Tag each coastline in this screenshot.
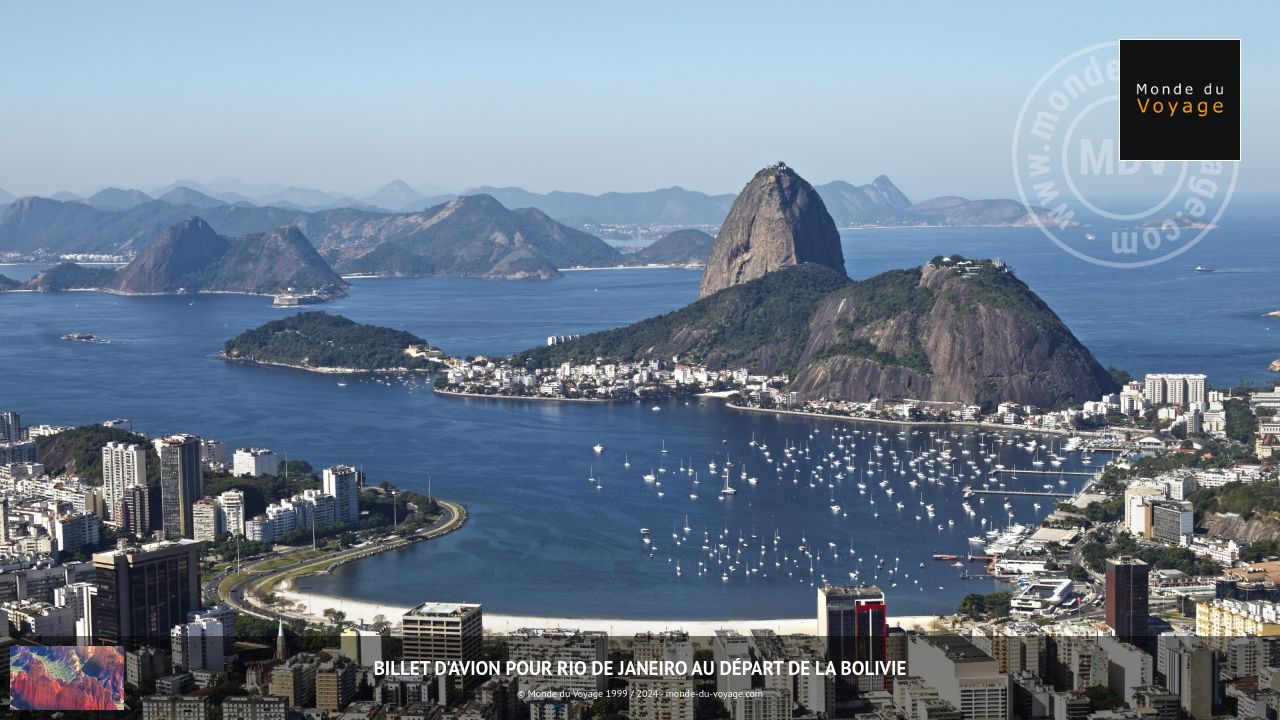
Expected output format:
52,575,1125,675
725,401,1091,438
560,264,703,272
274,588,941,635
4,285,344,300
432,386,616,403
220,353,436,375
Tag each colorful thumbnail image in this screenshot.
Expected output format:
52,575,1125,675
10,645,126,711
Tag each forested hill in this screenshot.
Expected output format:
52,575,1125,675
222,311,439,371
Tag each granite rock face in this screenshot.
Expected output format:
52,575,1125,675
789,260,1117,408
698,163,845,298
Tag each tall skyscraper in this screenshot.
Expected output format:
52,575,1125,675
91,539,202,644
1106,557,1150,642
157,435,202,539
0,410,21,442
818,584,887,696
120,485,152,537
103,441,147,525
322,465,360,525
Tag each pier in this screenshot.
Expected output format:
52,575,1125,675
966,488,1075,499
993,468,1098,477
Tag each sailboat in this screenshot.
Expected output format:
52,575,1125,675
624,454,630,469
720,469,737,496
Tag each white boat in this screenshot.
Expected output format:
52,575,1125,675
593,443,603,454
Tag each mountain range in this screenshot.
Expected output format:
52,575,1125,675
0,191,623,277
0,173,1058,253
515,163,1116,409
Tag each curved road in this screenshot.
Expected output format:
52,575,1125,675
213,499,466,623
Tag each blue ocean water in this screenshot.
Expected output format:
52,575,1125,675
0,204,1275,619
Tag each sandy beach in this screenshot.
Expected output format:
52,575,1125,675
276,587,942,635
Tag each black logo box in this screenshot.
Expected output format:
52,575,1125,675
1119,39,1240,161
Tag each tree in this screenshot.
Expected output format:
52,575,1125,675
1084,685,1126,711
322,607,347,627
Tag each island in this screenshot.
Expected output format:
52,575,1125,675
221,311,443,373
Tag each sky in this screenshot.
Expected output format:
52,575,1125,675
1,1,1276,200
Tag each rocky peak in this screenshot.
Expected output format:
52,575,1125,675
113,217,229,292
868,175,912,208
698,163,845,298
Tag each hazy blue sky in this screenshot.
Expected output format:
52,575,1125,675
2,2,1275,199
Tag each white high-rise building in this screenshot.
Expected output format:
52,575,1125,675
192,498,224,542
102,441,146,525
218,489,246,537
323,465,359,525
233,448,277,477
172,616,226,672
1143,373,1208,408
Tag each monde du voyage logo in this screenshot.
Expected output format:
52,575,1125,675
1013,40,1241,268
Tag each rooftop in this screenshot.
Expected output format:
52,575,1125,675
405,601,481,618
821,584,884,600
916,634,995,664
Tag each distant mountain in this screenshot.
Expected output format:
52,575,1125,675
0,197,191,254
84,187,154,211
813,176,1060,227
335,241,435,277
255,186,342,209
813,176,912,223
24,262,118,291
112,217,347,295
0,273,22,291
50,191,82,202
902,196,1051,226
455,186,736,226
625,229,715,266
414,181,451,197
321,195,622,279
361,180,426,212
158,186,227,209
700,163,845,298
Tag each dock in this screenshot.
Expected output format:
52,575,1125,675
993,468,1098,477
966,489,1075,499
